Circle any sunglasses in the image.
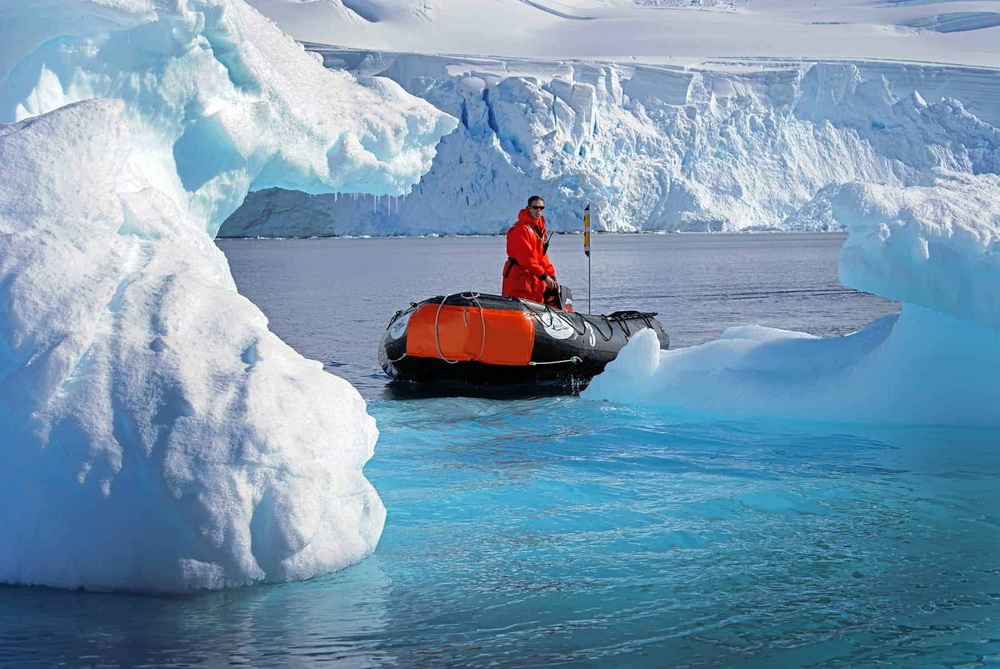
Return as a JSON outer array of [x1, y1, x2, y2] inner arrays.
[[530, 205, 545, 210]]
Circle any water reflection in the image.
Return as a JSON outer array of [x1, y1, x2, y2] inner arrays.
[[0, 558, 393, 668]]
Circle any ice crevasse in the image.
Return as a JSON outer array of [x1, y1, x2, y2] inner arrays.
[[0, 0, 456, 592], [584, 171, 1000, 428]]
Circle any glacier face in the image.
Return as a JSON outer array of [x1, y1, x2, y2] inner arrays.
[[583, 171, 1000, 427], [221, 50, 1000, 236], [0, 0, 453, 592]]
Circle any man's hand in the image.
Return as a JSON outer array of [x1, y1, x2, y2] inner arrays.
[[543, 275, 559, 292]]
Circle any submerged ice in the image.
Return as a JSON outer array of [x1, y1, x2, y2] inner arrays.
[[0, 0, 453, 592], [584, 171, 1000, 427]]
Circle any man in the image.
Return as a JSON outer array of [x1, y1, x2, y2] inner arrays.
[[502, 195, 559, 304]]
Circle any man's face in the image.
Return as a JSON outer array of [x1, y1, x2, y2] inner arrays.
[[528, 200, 545, 221]]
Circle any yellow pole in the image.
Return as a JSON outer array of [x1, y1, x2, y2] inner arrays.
[[584, 204, 592, 314]]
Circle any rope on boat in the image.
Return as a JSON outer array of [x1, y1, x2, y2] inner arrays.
[[434, 292, 486, 364], [528, 356, 582, 366], [520, 301, 618, 342], [520, 301, 588, 336], [592, 315, 615, 342]]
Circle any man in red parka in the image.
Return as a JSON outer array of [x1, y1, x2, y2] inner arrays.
[[502, 195, 559, 304]]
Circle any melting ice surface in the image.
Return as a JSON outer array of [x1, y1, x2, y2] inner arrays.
[[585, 172, 1000, 427], [0, 0, 454, 592]]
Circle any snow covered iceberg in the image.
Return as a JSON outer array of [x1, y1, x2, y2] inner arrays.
[[222, 52, 1000, 236], [584, 171, 1000, 427], [0, 0, 454, 592]]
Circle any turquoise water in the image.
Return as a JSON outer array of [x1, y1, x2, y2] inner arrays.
[[5, 234, 1000, 667], [364, 399, 1000, 667]]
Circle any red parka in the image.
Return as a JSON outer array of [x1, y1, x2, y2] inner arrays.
[[502, 208, 556, 303]]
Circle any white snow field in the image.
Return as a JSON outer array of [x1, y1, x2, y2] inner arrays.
[[584, 170, 1000, 426], [221, 0, 1000, 236], [246, 0, 1000, 68], [0, 0, 453, 592]]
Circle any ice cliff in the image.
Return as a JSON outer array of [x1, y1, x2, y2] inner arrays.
[[221, 51, 1000, 236], [0, 0, 454, 592]]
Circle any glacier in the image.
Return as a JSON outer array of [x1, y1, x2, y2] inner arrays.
[[583, 170, 1000, 426], [0, 0, 454, 592], [221, 50, 1000, 236]]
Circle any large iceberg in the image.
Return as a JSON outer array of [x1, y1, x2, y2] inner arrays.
[[222, 51, 1000, 235], [0, 0, 454, 592], [583, 171, 1000, 427]]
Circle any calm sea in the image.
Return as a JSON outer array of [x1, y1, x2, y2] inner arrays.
[[6, 234, 1000, 668]]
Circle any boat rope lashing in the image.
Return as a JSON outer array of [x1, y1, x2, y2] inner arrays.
[[554, 307, 588, 336], [433, 292, 486, 364], [528, 356, 582, 366], [385, 307, 412, 363], [385, 308, 404, 331], [434, 294, 461, 364], [606, 310, 659, 340], [463, 291, 487, 362], [592, 315, 615, 342], [523, 301, 588, 336]]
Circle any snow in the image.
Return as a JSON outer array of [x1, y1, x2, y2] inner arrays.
[[245, 0, 1000, 68], [222, 52, 1000, 235], [0, 0, 453, 592], [583, 171, 1000, 427]]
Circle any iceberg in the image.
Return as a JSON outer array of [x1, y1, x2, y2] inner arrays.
[[0, 0, 455, 592], [222, 52, 1000, 236], [583, 171, 1000, 427]]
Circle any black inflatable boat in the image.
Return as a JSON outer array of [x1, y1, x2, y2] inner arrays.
[[378, 292, 669, 392]]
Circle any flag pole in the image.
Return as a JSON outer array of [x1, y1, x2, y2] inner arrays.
[[584, 203, 592, 314]]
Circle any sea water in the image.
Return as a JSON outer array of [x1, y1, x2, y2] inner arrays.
[[4, 233, 1000, 668]]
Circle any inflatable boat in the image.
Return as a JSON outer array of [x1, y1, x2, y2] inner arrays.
[[378, 292, 669, 392]]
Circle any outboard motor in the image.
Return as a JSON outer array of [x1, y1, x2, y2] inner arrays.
[[545, 284, 574, 311], [555, 284, 574, 311]]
